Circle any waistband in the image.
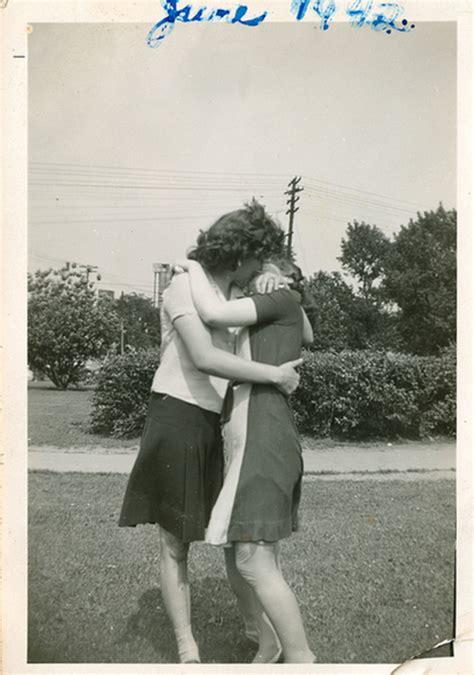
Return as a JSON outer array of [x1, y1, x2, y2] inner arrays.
[[149, 391, 221, 425]]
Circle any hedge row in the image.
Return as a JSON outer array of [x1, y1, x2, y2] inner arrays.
[[90, 345, 455, 440], [291, 345, 455, 439]]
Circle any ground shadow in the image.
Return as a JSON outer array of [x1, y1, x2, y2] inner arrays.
[[118, 587, 176, 662], [117, 578, 255, 664]]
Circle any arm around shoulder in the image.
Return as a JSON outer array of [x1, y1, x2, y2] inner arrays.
[[187, 261, 258, 327]]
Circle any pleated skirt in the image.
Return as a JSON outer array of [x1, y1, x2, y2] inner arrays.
[[119, 392, 223, 542]]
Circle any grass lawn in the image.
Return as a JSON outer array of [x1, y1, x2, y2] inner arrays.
[[28, 382, 139, 449], [28, 383, 453, 452], [28, 473, 455, 664]]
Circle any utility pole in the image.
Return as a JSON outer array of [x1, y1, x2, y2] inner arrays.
[[120, 319, 125, 355], [285, 176, 303, 256], [75, 263, 101, 284], [119, 292, 126, 354]]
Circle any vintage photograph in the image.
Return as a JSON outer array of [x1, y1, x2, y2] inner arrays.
[[24, 17, 457, 667]]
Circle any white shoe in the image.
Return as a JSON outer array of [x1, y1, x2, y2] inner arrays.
[[252, 646, 283, 664], [245, 628, 259, 645]]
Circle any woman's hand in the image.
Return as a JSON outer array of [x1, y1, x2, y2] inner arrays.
[[253, 272, 289, 295], [273, 358, 303, 396], [172, 259, 196, 274]]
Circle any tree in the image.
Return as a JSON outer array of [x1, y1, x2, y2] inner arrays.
[[28, 267, 119, 389], [303, 271, 402, 351], [114, 293, 161, 350], [303, 272, 354, 351], [336, 220, 404, 349], [338, 221, 391, 303], [382, 205, 456, 355]]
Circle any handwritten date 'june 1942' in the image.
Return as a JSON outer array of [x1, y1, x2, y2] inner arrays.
[[147, 0, 415, 47]]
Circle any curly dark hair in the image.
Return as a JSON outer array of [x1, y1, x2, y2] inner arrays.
[[187, 199, 285, 272]]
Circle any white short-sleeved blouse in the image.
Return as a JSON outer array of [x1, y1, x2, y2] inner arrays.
[[151, 273, 236, 413]]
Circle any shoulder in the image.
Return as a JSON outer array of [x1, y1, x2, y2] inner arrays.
[[265, 288, 301, 307], [279, 288, 301, 304], [251, 288, 301, 322], [163, 273, 191, 303], [163, 273, 196, 320], [166, 272, 191, 293]]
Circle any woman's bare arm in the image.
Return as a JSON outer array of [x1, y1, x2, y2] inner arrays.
[[183, 261, 259, 327], [174, 314, 302, 395]]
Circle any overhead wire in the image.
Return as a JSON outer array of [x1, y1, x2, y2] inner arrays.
[[301, 175, 429, 210], [29, 164, 434, 289], [29, 250, 155, 294], [29, 161, 290, 180], [303, 186, 418, 217]]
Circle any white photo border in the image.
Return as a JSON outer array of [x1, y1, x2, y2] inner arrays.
[[2, 1, 472, 673]]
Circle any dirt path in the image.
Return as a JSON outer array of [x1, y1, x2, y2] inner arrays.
[[28, 441, 455, 480]]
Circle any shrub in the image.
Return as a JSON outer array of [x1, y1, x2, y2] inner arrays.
[[90, 347, 160, 437], [90, 346, 456, 440], [417, 344, 456, 436], [291, 348, 456, 439]]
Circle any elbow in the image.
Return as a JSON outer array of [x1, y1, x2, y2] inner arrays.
[[191, 349, 213, 372], [198, 309, 221, 327]]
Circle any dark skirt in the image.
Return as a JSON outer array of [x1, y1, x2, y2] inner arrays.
[[119, 393, 224, 542]]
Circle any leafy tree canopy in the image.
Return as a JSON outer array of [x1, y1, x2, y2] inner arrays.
[[114, 293, 161, 350], [338, 221, 391, 301], [383, 205, 456, 354], [28, 267, 119, 389]]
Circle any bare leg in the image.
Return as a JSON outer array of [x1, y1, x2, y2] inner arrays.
[[224, 546, 258, 640], [235, 542, 314, 663], [159, 527, 200, 663], [224, 546, 281, 662]]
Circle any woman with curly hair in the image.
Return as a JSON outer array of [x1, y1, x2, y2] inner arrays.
[[179, 250, 315, 664], [119, 200, 302, 664]]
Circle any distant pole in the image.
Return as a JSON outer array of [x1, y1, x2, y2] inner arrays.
[[79, 264, 100, 283], [119, 291, 125, 354], [158, 264, 171, 308], [285, 176, 303, 256], [76, 263, 101, 292], [153, 265, 159, 308], [153, 263, 172, 309], [120, 319, 125, 355]]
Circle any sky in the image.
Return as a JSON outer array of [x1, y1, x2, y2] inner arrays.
[[28, 20, 456, 298]]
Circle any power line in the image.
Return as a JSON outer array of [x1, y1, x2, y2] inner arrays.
[[299, 206, 403, 231], [29, 161, 429, 210], [302, 175, 429, 210], [29, 215, 226, 225], [29, 182, 284, 195], [30, 161, 289, 180], [29, 169, 285, 189], [304, 186, 418, 217]]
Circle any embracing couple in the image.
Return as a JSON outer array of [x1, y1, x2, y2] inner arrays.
[[119, 200, 315, 664]]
